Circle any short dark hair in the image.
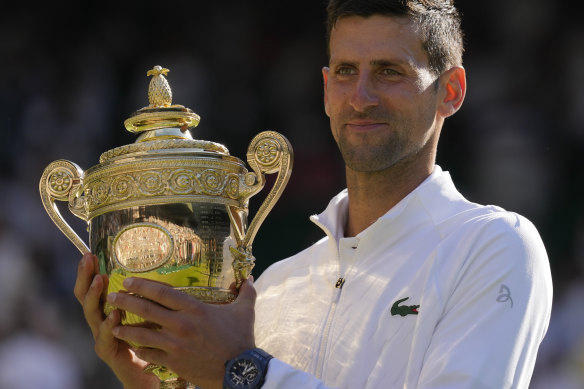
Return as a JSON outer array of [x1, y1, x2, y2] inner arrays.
[[326, 0, 464, 76]]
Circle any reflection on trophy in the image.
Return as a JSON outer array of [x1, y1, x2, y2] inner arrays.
[[39, 66, 293, 388]]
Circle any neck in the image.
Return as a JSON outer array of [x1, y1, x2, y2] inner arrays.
[[344, 145, 436, 237]]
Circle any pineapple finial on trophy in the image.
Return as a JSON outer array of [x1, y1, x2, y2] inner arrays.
[[147, 65, 172, 107], [123, 65, 200, 135]]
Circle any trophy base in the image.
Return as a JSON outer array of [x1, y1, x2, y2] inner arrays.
[[145, 364, 199, 389]]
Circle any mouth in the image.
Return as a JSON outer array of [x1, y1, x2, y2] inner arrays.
[[345, 120, 386, 132]]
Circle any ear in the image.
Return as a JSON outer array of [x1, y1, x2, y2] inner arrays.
[[437, 66, 466, 118], [322, 66, 330, 117]]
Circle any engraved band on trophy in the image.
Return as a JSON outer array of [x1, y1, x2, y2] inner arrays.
[[39, 66, 293, 388]]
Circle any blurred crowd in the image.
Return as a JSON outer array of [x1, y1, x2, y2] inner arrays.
[[0, 1, 582, 388]]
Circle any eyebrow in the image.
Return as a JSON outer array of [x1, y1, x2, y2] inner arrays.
[[370, 59, 413, 69], [331, 58, 412, 69]]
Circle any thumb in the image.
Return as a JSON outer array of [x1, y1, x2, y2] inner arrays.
[[235, 277, 257, 307]]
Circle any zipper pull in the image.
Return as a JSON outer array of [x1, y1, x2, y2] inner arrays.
[[335, 277, 345, 289]]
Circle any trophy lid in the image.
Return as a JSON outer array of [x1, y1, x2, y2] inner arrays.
[[71, 66, 257, 220], [99, 65, 229, 164]]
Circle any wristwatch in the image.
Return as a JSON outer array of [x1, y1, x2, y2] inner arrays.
[[223, 348, 273, 389]]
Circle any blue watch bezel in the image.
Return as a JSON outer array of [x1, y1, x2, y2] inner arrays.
[[223, 348, 273, 389]]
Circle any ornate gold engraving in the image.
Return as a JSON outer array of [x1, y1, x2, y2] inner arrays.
[[81, 159, 253, 219], [113, 223, 174, 272]]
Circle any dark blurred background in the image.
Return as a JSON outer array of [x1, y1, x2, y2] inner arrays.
[[0, 1, 582, 388]]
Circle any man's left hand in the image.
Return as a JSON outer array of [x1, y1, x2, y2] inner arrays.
[[107, 277, 257, 389]]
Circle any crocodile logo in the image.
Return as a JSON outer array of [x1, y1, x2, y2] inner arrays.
[[391, 297, 420, 317]]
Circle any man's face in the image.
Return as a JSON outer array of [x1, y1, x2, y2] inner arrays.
[[323, 15, 441, 173]]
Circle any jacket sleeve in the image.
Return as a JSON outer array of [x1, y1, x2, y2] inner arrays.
[[415, 213, 553, 389], [262, 358, 334, 389]]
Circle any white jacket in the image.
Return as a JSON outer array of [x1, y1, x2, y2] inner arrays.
[[254, 166, 552, 389]]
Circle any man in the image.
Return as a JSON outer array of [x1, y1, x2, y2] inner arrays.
[[75, 1, 552, 388]]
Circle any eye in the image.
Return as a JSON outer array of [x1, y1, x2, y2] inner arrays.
[[380, 68, 400, 77], [335, 66, 357, 76]]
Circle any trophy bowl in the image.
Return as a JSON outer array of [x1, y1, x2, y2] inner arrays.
[[39, 66, 293, 388]]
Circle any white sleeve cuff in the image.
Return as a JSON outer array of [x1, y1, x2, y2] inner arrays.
[[262, 358, 334, 389]]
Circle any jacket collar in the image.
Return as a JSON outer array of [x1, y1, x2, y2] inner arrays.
[[310, 165, 469, 242]]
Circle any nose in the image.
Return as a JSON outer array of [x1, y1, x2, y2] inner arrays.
[[349, 73, 379, 112]]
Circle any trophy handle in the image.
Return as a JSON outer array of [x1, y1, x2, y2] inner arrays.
[[243, 131, 293, 250], [228, 131, 293, 287], [39, 160, 89, 254]]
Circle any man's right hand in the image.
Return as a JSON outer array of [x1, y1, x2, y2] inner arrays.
[[73, 253, 159, 389]]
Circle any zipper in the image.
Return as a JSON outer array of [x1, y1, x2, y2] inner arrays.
[[317, 245, 356, 378], [310, 216, 347, 379], [315, 283, 342, 378]]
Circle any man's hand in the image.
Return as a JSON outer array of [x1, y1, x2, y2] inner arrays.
[[107, 276, 257, 389], [73, 253, 159, 389]]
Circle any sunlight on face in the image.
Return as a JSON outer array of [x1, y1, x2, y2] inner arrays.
[[323, 15, 441, 173]]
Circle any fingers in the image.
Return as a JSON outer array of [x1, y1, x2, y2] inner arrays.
[[235, 278, 257, 309], [133, 347, 167, 368], [83, 274, 107, 335], [107, 290, 178, 326], [116, 276, 256, 321], [120, 278, 197, 312], [112, 323, 171, 351], [73, 253, 107, 337], [74, 253, 97, 304], [94, 309, 122, 359]]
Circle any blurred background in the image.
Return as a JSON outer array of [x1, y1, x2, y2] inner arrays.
[[0, 1, 582, 387]]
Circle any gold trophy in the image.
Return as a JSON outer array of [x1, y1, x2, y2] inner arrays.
[[39, 66, 293, 388]]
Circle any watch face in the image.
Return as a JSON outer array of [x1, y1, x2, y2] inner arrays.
[[228, 358, 260, 388]]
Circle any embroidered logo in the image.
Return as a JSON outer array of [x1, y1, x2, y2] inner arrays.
[[497, 284, 514, 308], [391, 297, 420, 317]]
